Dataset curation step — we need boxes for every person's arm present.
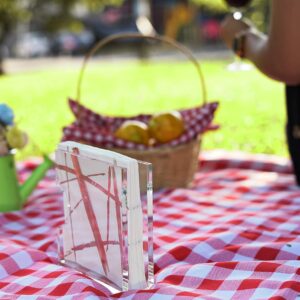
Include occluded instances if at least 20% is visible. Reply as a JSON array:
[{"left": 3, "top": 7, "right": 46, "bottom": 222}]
[{"left": 221, "top": 0, "right": 300, "bottom": 85}]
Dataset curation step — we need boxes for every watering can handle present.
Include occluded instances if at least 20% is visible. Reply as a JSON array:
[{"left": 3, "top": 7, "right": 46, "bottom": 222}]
[
  {"left": 20, "top": 155, "right": 54, "bottom": 204},
  {"left": 75, "top": 33, "right": 208, "bottom": 108}
]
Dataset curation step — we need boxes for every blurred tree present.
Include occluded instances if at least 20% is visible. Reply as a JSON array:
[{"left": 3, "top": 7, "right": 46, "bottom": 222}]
[
  {"left": 191, "top": 0, "right": 270, "bottom": 31},
  {"left": 0, "top": 0, "right": 123, "bottom": 75},
  {"left": 191, "top": 0, "right": 227, "bottom": 11},
  {"left": 191, "top": 0, "right": 269, "bottom": 12},
  {"left": 0, "top": 0, "right": 28, "bottom": 74},
  {"left": 28, "top": 0, "right": 121, "bottom": 33}
]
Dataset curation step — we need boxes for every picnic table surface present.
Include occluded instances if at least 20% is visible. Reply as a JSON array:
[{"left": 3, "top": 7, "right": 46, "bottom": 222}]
[{"left": 0, "top": 150, "right": 300, "bottom": 300}]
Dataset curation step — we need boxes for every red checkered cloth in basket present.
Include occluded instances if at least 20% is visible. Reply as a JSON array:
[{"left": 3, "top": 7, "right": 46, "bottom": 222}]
[
  {"left": 62, "top": 99, "right": 219, "bottom": 150},
  {"left": 0, "top": 151, "right": 300, "bottom": 299}
]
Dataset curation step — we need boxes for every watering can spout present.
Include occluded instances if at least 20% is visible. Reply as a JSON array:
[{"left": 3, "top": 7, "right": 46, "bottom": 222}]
[{"left": 19, "top": 155, "right": 54, "bottom": 204}]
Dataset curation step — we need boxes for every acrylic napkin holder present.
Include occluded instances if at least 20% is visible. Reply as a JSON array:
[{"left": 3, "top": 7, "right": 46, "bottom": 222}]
[{"left": 55, "top": 141, "right": 154, "bottom": 292}]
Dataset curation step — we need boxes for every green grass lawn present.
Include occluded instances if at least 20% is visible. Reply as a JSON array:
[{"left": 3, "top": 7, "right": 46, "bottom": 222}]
[{"left": 0, "top": 58, "right": 287, "bottom": 159}]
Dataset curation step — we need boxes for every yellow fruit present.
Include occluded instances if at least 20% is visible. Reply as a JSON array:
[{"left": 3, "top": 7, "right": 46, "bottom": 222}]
[
  {"left": 148, "top": 111, "right": 185, "bottom": 143},
  {"left": 5, "top": 126, "right": 28, "bottom": 149},
  {"left": 114, "top": 120, "right": 150, "bottom": 145}
]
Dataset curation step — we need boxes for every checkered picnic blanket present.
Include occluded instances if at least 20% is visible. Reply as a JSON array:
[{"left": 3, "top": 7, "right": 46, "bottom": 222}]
[{"left": 0, "top": 150, "right": 300, "bottom": 299}]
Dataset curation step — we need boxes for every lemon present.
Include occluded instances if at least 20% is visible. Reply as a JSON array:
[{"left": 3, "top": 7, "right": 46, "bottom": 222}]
[
  {"left": 148, "top": 111, "right": 185, "bottom": 143},
  {"left": 5, "top": 126, "right": 28, "bottom": 149},
  {"left": 114, "top": 120, "right": 150, "bottom": 145}
]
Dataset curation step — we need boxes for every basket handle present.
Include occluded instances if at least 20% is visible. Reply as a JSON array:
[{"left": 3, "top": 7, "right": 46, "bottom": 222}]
[{"left": 76, "top": 32, "right": 207, "bottom": 106}]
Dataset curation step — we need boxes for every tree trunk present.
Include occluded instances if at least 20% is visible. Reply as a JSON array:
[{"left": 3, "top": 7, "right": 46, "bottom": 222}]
[
  {"left": 0, "top": 18, "right": 14, "bottom": 76},
  {"left": 0, "top": 56, "right": 4, "bottom": 75}
]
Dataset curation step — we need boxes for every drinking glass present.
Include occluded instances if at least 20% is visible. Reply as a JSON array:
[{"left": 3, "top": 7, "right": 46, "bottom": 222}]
[{"left": 224, "top": 0, "right": 253, "bottom": 71}]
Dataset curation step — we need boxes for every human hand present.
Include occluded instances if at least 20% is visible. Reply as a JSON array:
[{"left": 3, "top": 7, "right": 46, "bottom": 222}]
[{"left": 220, "top": 15, "right": 253, "bottom": 49}]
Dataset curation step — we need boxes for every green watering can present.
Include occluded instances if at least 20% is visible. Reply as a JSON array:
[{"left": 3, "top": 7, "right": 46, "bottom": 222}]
[{"left": 0, "top": 152, "right": 53, "bottom": 212}]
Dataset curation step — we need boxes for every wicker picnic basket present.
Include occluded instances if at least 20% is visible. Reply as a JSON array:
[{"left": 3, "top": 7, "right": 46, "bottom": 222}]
[{"left": 63, "top": 33, "right": 218, "bottom": 190}]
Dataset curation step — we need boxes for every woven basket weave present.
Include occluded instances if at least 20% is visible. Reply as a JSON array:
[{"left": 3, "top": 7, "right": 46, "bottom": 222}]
[
  {"left": 113, "top": 137, "right": 201, "bottom": 190},
  {"left": 73, "top": 33, "right": 210, "bottom": 190}
]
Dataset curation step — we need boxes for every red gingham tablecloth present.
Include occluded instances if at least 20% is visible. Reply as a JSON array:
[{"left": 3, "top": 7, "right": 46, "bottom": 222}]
[{"left": 1, "top": 150, "right": 300, "bottom": 300}]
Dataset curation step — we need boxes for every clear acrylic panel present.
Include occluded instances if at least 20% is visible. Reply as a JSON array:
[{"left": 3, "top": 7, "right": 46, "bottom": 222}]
[{"left": 55, "top": 142, "right": 153, "bottom": 293}]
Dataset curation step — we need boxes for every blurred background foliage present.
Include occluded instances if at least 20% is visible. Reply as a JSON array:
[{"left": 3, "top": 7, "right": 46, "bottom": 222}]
[
  {"left": 192, "top": 0, "right": 270, "bottom": 31},
  {"left": 0, "top": 0, "right": 271, "bottom": 72}
]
